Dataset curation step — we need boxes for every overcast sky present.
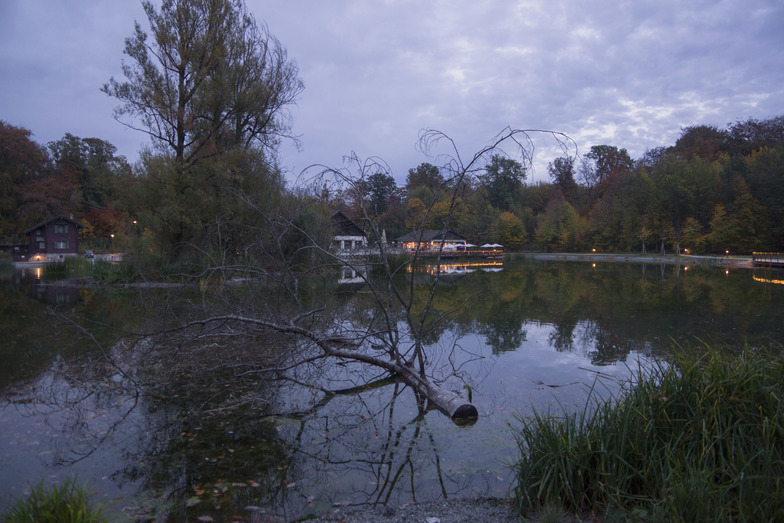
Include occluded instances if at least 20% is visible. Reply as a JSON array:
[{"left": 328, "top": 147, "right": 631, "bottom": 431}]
[{"left": 1, "top": 0, "right": 782, "bottom": 184}]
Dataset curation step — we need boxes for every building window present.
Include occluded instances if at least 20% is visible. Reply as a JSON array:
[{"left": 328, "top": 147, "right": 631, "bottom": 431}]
[
  {"left": 38, "top": 242, "right": 45, "bottom": 250},
  {"left": 54, "top": 240, "right": 69, "bottom": 250},
  {"left": 56, "top": 294, "right": 71, "bottom": 304},
  {"left": 54, "top": 224, "right": 69, "bottom": 233}
]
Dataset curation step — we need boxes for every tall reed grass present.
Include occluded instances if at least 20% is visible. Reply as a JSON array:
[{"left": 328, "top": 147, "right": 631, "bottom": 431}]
[
  {"left": 2, "top": 478, "right": 106, "bottom": 522},
  {"left": 513, "top": 347, "right": 784, "bottom": 521}
]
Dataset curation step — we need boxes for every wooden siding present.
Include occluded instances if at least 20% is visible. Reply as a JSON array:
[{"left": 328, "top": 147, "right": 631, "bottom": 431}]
[{"left": 24, "top": 215, "right": 82, "bottom": 260}]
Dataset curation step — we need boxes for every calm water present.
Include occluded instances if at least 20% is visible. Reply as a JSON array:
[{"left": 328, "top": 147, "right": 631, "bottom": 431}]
[{"left": 1, "top": 257, "right": 783, "bottom": 520}]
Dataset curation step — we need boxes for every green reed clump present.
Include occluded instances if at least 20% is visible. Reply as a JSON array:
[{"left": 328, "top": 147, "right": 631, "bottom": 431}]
[
  {"left": 513, "top": 348, "right": 784, "bottom": 521},
  {"left": 90, "top": 258, "right": 141, "bottom": 283},
  {"left": 3, "top": 478, "right": 106, "bottom": 523},
  {"left": 45, "top": 256, "right": 93, "bottom": 277}
]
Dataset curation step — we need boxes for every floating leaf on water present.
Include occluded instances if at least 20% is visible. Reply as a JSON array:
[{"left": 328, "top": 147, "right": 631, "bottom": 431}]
[
  {"left": 186, "top": 496, "right": 201, "bottom": 507},
  {"left": 196, "top": 516, "right": 214, "bottom": 522}
]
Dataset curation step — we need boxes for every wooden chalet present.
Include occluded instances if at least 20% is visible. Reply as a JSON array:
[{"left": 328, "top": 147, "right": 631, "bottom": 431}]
[
  {"left": 21, "top": 214, "right": 83, "bottom": 262},
  {"left": 331, "top": 211, "right": 367, "bottom": 252}
]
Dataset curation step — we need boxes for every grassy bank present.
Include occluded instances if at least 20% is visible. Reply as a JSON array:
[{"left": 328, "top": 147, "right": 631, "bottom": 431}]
[
  {"left": 514, "top": 347, "right": 784, "bottom": 522},
  {"left": 2, "top": 478, "right": 106, "bottom": 522}
]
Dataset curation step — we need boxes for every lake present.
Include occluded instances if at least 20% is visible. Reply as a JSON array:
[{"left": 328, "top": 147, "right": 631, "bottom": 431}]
[{"left": 1, "top": 256, "right": 783, "bottom": 520}]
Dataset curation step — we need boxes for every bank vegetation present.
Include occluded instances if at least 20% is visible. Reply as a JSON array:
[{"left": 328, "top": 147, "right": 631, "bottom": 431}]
[{"left": 515, "top": 348, "right": 784, "bottom": 522}]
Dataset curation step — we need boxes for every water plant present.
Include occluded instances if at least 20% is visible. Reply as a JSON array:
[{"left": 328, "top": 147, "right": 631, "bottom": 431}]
[
  {"left": 3, "top": 478, "right": 106, "bottom": 522},
  {"left": 513, "top": 347, "right": 784, "bottom": 521}
]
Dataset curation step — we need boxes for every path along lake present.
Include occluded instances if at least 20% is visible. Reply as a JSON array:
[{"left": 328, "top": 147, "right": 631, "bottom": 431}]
[{"left": 1, "top": 256, "right": 783, "bottom": 520}]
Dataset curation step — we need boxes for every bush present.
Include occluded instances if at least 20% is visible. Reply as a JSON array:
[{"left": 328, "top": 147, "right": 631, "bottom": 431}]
[
  {"left": 513, "top": 347, "right": 784, "bottom": 521},
  {"left": 3, "top": 478, "right": 106, "bottom": 522}
]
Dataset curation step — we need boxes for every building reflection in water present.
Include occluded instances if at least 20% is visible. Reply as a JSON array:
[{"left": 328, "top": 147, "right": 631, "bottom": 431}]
[{"left": 409, "top": 260, "right": 504, "bottom": 275}]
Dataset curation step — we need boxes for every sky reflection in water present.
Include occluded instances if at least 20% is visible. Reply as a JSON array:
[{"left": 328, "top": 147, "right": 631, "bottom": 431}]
[{"left": 1, "top": 260, "right": 783, "bottom": 519}]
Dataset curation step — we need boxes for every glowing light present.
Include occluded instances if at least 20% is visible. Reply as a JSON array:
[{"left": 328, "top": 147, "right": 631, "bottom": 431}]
[
  {"left": 35, "top": 267, "right": 41, "bottom": 279},
  {"left": 754, "top": 275, "right": 784, "bottom": 285}
]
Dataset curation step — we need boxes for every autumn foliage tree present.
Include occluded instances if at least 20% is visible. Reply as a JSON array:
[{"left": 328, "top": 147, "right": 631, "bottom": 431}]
[
  {"left": 103, "top": 0, "right": 302, "bottom": 165},
  {"left": 102, "top": 0, "right": 303, "bottom": 262},
  {"left": 48, "top": 134, "right": 132, "bottom": 246},
  {"left": 0, "top": 122, "right": 49, "bottom": 241},
  {"left": 494, "top": 211, "right": 526, "bottom": 249}
]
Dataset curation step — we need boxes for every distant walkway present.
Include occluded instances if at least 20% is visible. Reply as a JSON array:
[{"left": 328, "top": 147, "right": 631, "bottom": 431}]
[
  {"left": 520, "top": 252, "right": 754, "bottom": 268},
  {"left": 12, "top": 252, "right": 124, "bottom": 268},
  {"left": 753, "top": 252, "right": 784, "bottom": 268}
]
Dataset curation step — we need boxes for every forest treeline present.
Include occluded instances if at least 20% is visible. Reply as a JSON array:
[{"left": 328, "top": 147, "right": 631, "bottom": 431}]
[
  {"left": 2, "top": 114, "right": 782, "bottom": 263},
  {"left": 1, "top": 0, "right": 782, "bottom": 266},
  {"left": 341, "top": 114, "right": 784, "bottom": 255}
]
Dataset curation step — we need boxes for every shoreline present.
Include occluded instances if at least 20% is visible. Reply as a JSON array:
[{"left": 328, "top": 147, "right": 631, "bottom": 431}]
[
  {"left": 311, "top": 497, "right": 523, "bottom": 522},
  {"left": 517, "top": 252, "right": 754, "bottom": 268}
]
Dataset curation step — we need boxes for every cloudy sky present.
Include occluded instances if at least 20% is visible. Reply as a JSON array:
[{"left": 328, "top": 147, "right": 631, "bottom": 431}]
[{"left": 1, "top": 0, "right": 782, "bottom": 184}]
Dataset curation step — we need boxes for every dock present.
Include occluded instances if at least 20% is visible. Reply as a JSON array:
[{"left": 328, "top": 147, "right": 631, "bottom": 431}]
[{"left": 753, "top": 252, "right": 784, "bottom": 268}]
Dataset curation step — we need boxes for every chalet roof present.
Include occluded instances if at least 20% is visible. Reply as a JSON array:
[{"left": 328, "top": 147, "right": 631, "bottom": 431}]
[
  {"left": 23, "top": 214, "right": 83, "bottom": 235},
  {"left": 331, "top": 211, "right": 365, "bottom": 237},
  {"left": 395, "top": 229, "right": 467, "bottom": 243}
]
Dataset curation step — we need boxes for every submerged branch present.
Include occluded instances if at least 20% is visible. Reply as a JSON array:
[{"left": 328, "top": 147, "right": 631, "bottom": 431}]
[{"left": 155, "top": 313, "right": 477, "bottom": 422}]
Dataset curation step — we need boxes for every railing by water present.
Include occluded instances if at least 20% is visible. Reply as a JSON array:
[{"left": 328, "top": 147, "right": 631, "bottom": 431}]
[{"left": 753, "top": 252, "right": 784, "bottom": 267}]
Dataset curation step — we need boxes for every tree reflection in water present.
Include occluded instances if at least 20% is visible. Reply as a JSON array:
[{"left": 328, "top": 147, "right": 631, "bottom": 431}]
[
  {"left": 8, "top": 335, "right": 500, "bottom": 521},
  {"left": 4, "top": 260, "right": 784, "bottom": 519}
]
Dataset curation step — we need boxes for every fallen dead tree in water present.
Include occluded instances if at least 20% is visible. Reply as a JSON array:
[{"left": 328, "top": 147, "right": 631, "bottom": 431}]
[
  {"left": 177, "top": 128, "right": 572, "bottom": 423},
  {"left": 128, "top": 128, "right": 572, "bottom": 425}
]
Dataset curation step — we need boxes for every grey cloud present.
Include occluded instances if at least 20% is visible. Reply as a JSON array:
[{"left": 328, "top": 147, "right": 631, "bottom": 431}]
[{"left": 1, "top": 0, "right": 781, "bottom": 182}]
